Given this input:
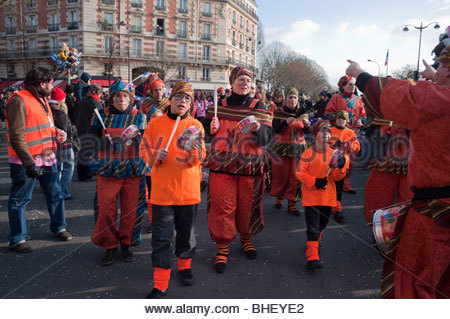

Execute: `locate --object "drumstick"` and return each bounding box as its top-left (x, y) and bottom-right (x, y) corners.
top-left (93, 108), bottom-right (113, 143)
top-left (164, 116), bottom-right (181, 151)
top-left (214, 88), bottom-right (218, 118)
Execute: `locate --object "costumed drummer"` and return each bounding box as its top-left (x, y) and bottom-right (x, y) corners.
top-left (295, 120), bottom-right (347, 271)
top-left (89, 80), bottom-right (148, 266)
top-left (268, 88), bottom-right (310, 216)
top-left (346, 44), bottom-right (450, 298)
top-left (325, 76), bottom-right (367, 194)
top-left (139, 81), bottom-right (205, 299)
top-left (141, 75), bottom-right (170, 119)
top-left (205, 66), bottom-right (274, 273)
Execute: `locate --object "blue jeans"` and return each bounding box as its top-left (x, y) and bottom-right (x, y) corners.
top-left (8, 163), bottom-right (67, 246)
top-left (56, 148), bottom-right (74, 199)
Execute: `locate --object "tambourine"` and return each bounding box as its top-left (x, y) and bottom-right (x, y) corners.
top-left (121, 125), bottom-right (140, 146)
top-left (176, 126), bottom-right (202, 151)
top-left (235, 115), bottom-right (257, 134)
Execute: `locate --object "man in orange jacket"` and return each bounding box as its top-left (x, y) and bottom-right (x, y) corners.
top-left (140, 81), bottom-right (205, 299)
top-left (6, 68), bottom-right (72, 253)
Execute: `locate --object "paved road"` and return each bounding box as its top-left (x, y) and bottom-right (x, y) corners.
top-left (0, 129), bottom-right (382, 299)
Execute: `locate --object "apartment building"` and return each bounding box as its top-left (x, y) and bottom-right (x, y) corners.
top-left (0, 0), bottom-right (258, 90)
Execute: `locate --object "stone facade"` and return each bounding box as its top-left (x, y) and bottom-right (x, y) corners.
top-left (0, 0), bottom-right (258, 90)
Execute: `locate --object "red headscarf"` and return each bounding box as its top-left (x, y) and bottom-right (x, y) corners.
top-left (229, 66), bottom-right (251, 85)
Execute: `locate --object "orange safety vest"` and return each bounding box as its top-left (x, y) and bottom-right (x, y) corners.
top-left (7, 90), bottom-right (55, 158)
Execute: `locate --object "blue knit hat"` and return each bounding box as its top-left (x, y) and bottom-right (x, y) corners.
top-left (110, 80), bottom-right (130, 96)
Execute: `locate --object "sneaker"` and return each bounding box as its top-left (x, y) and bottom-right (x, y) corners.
top-left (334, 211), bottom-right (344, 222)
top-left (55, 230), bottom-right (73, 241)
top-left (121, 245), bottom-right (135, 262)
top-left (101, 247), bottom-right (117, 266)
top-left (178, 269), bottom-right (194, 286)
top-left (214, 262), bottom-right (227, 273)
top-left (10, 242), bottom-right (33, 253)
top-left (146, 288), bottom-right (168, 299)
top-left (307, 259), bottom-right (323, 270)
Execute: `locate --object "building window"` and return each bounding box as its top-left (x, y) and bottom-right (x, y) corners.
top-left (69, 35), bottom-right (77, 48)
top-left (202, 23), bottom-right (211, 40)
top-left (67, 11), bottom-right (78, 30)
top-left (101, 0), bottom-right (115, 5)
top-left (246, 20), bottom-right (249, 33)
top-left (232, 30), bottom-right (236, 46)
top-left (7, 64), bottom-right (16, 77)
top-left (26, 1), bottom-right (37, 8)
top-left (239, 35), bottom-right (243, 49)
top-left (178, 66), bottom-right (186, 79)
top-left (156, 0), bottom-right (165, 10)
top-left (104, 62), bottom-right (113, 74)
top-left (102, 12), bottom-right (113, 31)
top-left (231, 50), bottom-right (235, 63)
top-left (28, 39), bottom-right (36, 56)
top-left (239, 53), bottom-right (242, 64)
top-left (50, 36), bottom-right (58, 52)
top-left (27, 15), bottom-right (37, 33)
top-left (7, 39), bottom-right (15, 57)
top-left (240, 15), bottom-right (243, 28)
top-left (232, 11), bottom-right (236, 24)
top-left (104, 36), bottom-right (113, 54)
top-left (132, 39), bottom-right (141, 57)
top-left (6, 17), bottom-right (16, 34)
top-left (156, 19), bottom-right (165, 35)
top-left (131, 0), bottom-right (142, 8)
top-left (202, 68), bottom-right (210, 81)
top-left (48, 0), bottom-right (59, 5)
top-left (178, 21), bottom-right (187, 38)
top-left (179, 0), bottom-right (187, 13)
top-left (48, 13), bottom-right (59, 31)
top-left (202, 2), bottom-right (212, 17)
top-left (203, 45), bottom-right (210, 61)
top-left (68, 0), bottom-right (79, 4)
top-left (156, 41), bottom-right (164, 57)
top-left (131, 16), bottom-right (142, 33)
top-left (178, 43), bottom-right (187, 60)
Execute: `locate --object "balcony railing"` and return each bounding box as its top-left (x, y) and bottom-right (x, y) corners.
top-left (131, 2), bottom-right (142, 8)
top-left (179, 53), bottom-right (187, 60)
top-left (177, 31), bottom-right (187, 38)
top-left (155, 27), bottom-right (164, 35)
top-left (48, 23), bottom-right (60, 31)
top-left (101, 23), bottom-right (113, 31)
top-left (201, 77), bottom-right (210, 82)
top-left (6, 27), bottom-right (16, 35)
top-left (246, 46), bottom-right (249, 52)
top-left (230, 0), bottom-right (259, 21)
top-left (48, 0), bottom-right (59, 5)
top-left (239, 43), bottom-right (243, 50)
top-left (101, 0), bottom-right (115, 5)
top-left (201, 33), bottom-right (211, 40)
top-left (155, 5), bottom-right (165, 10)
top-left (67, 21), bottom-right (79, 30)
top-left (26, 25), bottom-right (37, 33)
top-left (232, 39), bottom-right (236, 46)
top-left (178, 8), bottom-right (188, 13)
top-left (130, 26), bottom-right (142, 33)
top-left (133, 50), bottom-right (142, 58)
top-left (203, 56), bottom-right (210, 62)
top-left (67, 0), bottom-right (79, 3)
top-left (251, 49), bottom-right (255, 55)
top-left (202, 12), bottom-right (212, 17)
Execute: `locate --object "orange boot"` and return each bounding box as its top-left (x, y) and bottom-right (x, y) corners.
top-left (306, 241), bottom-right (323, 270)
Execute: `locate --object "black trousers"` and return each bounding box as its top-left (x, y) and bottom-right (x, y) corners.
top-left (145, 176), bottom-right (151, 200)
top-left (335, 180), bottom-right (344, 202)
top-left (304, 206), bottom-right (331, 241)
top-left (151, 204), bottom-right (197, 269)
top-left (76, 163), bottom-right (94, 180)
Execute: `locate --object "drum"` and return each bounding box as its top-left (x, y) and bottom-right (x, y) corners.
top-left (176, 126), bottom-right (202, 150)
top-left (121, 125), bottom-right (140, 145)
top-left (329, 149), bottom-right (343, 169)
top-left (235, 115), bottom-right (257, 134)
top-left (372, 202), bottom-right (409, 254)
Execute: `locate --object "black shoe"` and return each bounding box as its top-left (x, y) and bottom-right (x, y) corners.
top-left (214, 262), bottom-right (227, 273)
top-left (121, 245), bottom-right (135, 262)
top-left (10, 242), bottom-right (33, 253)
top-left (307, 260), bottom-right (323, 270)
top-left (146, 225), bottom-right (153, 233)
top-left (102, 247), bottom-right (117, 266)
top-left (244, 249), bottom-right (257, 260)
top-left (55, 230), bottom-right (73, 241)
top-left (343, 189), bottom-right (356, 194)
top-left (146, 288), bottom-right (168, 299)
top-left (334, 211), bottom-right (344, 222)
top-left (64, 196), bottom-right (73, 200)
top-left (178, 269), bottom-right (194, 286)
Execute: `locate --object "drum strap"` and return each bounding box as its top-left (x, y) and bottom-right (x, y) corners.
top-left (381, 199), bottom-right (450, 298)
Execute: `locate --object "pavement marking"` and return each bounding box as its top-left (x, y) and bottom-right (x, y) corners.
top-left (351, 288), bottom-right (380, 297)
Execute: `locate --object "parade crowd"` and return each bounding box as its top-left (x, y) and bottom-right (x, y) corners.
top-left (1, 40), bottom-right (449, 300)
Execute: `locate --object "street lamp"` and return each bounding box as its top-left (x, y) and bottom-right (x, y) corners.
top-left (118, 20), bottom-right (131, 84)
top-left (367, 59), bottom-right (380, 76)
top-left (403, 21), bottom-right (440, 81)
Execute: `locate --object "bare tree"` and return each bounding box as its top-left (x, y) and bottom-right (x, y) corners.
top-left (259, 41), bottom-right (330, 96)
top-left (391, 64), bottom-right (416, 80)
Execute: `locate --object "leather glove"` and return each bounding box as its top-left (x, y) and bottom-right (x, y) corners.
top-left (314, 178), bottom-right (328, 190)
top-left (26, 164), bottom-right (41, 179)
top-left (336, 155), bottom-right (346, 169)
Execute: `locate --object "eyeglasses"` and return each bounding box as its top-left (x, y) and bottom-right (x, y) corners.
top-left (172, 93), bottom-right (192, 102)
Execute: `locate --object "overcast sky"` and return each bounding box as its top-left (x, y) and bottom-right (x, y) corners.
top-left (257, 0), bottom-right (449, 86)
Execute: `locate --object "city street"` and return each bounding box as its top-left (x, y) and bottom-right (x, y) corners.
top-left (0, 130), bottom-right (382, 299)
